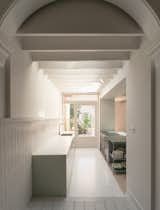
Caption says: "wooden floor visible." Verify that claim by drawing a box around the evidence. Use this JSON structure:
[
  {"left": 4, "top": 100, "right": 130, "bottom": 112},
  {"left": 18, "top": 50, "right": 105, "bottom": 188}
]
[{"left": 26, "top": 197, "right": 138, "bottom": 210}]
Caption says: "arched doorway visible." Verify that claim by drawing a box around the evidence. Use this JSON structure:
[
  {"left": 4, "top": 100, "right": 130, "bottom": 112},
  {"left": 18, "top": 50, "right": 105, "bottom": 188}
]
[{"left": 0, "top": 1, "right": 160, "bottom": 210}]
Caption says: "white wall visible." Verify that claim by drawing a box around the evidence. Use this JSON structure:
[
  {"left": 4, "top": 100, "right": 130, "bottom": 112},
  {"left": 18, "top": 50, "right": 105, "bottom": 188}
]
[
  {"left": 100, "top": 99, "right": 115, "bottom": 131},
  {"left": 0, "top": 41, "right": 62, "bottom": 210},
  {"left": 10, "top": 44, "right": 62, "bottom": 119},
  {"left": 127, "top": 50, "right": 151, "bottom": 210},
  {"left": 153, "top": 49, "right": 160, "bottom": 210},
  {"left": 0, "top": 119, "right": 58, "bottom": 210},
  {"left": 0, "top": 66, "right": 5, "bottom": 118},
  {"left": 155, "top": 64, "right": 160, "bottom": 210}
]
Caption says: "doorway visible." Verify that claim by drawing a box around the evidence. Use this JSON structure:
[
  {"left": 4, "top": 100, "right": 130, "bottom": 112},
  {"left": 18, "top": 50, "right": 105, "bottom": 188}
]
[{"left": 63, "top": 94, "right": 99, "bottom": 148}]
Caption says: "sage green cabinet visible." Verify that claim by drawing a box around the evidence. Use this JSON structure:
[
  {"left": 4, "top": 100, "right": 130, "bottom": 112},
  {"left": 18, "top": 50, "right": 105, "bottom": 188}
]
[{"left": 32, "top": 136, "right": 75, "bottom": 197}]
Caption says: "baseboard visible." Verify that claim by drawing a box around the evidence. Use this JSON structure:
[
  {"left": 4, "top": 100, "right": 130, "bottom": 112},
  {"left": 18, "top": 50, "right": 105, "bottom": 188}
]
[{"left": 127, "top": 190, "right": 143, "bottom": 210}]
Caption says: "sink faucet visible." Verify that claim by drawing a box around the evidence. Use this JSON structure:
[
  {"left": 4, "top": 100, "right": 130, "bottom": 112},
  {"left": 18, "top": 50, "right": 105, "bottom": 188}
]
[{"left": 58, "top": 121, "right": 64, "bottom": 135}]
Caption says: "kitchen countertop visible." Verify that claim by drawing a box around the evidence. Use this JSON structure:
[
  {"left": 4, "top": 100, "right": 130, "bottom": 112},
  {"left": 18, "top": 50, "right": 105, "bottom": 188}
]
[
  {"left": 101, "top": 130, "right": 126, "bottom": 143},
  {"left": 33, "top": 135, "right": 74, "bottom": 156}
]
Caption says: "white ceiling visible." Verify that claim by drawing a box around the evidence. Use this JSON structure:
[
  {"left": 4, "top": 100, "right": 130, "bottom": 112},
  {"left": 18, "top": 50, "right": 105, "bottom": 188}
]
[
  {"left": 16, "top": 0, "right": 143, "bottom": 62},
  {"left": 39, "top": 61, "right": 123, "bottom": 93},
  {"left": 103, "top": 79, "right": 126, "bottom": 99}
]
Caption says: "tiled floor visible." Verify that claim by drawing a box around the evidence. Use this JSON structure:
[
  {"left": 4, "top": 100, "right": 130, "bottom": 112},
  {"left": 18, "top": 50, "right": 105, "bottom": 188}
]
[
  {"left": 27, "top": 197, "right": 137, "bottom": 210},
  {"left": 113, "top": 174, "right": 126, "bottom": 193},
  {"left": 68, "top": 149, "right": 123, "bottom": 197},
  {"left": 26, "top": 149, "right": 136, "bottom": 210}
]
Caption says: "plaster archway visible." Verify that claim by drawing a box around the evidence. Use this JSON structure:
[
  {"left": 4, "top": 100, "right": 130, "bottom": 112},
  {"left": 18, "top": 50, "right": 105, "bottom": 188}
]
[
  {"left": 0, "top": 0, "right": 160, "bottom": 42},
  {"left": 0, "top": 1, "right": 158, "bottom": 210}
]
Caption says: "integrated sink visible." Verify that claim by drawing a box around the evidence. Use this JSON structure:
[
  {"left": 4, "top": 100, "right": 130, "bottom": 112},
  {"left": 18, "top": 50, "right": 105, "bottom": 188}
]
[
  {"left": 60, "top": 131, "right": 74, "bottom": 136},
  {"left": 61, "top": 133, "right": 73, "bottom": 136}
]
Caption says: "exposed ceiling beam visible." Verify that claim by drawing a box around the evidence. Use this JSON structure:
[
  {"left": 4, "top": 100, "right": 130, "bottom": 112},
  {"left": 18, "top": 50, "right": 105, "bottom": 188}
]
[
  {"left": 31, "top": 51, "right": 130, "bottom": 61},
  {"left": 48, "top": 74, "right": 114, "bottom": 79},
  {"left": 39, "top": 61, "right": 123, "bottom": 69},
  {"left": 18, "top": 35, "right": 141, "bottom": 51},
  {"left": 52, "top": 82, "right": 104, "bottom": 85},
  {"left": 53, "top": 84, "right": 104, "bottom": 88},
  {"left": 50, "top": 79, "right": 111, "bottom": 83},
  {"left": 44, "top": 72, "right": 116, "bottom": 77},
  {"left": 42, "top": 69, "right": 119, "bottom": 75}
]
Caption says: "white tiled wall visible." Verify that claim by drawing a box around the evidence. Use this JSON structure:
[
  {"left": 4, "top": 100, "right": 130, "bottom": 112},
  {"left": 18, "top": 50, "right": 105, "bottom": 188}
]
[{"left": 0, "top": 119, "right": 58, "bottom": 210}]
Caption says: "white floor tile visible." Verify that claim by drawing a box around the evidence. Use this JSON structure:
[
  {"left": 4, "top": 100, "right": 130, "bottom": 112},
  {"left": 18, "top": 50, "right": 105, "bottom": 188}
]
[
  {"left": 26, "top": 149, "right": 138, "bottom": 210},
  {"left": 27, "top": 197, "right": 138, "bottom": 210},
  {"left": 68, "top": 149, "right": 123, "bottom": 197}
]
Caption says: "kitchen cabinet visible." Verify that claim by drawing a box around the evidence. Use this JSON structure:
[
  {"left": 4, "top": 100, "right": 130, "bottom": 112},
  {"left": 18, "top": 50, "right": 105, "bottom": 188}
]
[
  {"left": 32, "top": 135, "right": 75, "bottom": 197},
  {"left": 100, "top": 130, "right": 126, "bottom": 174}
]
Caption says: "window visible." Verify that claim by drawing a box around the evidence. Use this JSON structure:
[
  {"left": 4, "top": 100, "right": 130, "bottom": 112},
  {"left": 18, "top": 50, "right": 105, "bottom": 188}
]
[
  {"left": 64, "top": 103, "right": 96, "bottom": 137},
  {"left": 64, "top": 103, "right": 75, "bottom": 132},
  {"left": 77, "top": 105, "right": 95, "bottom": 136}
]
